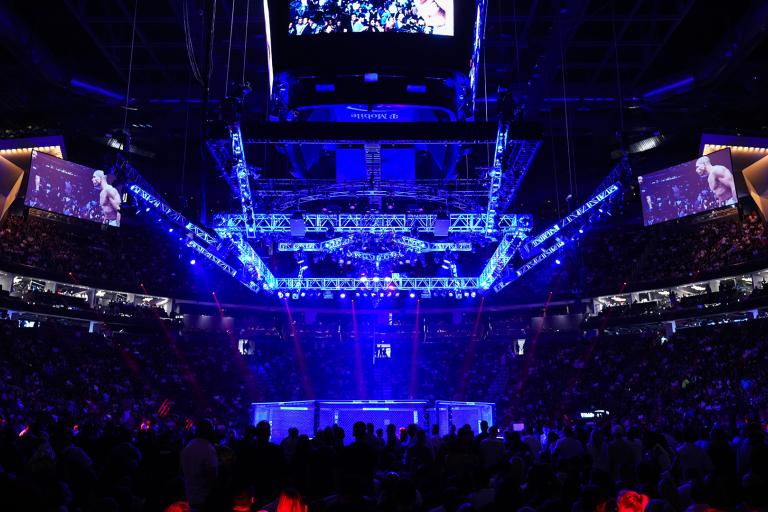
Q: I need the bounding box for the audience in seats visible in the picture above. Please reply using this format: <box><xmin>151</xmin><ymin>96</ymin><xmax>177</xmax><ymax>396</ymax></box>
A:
<box><xmin>1</xmin><ymin>311</ymin><xmax>767</xmax><ymax>510</ymax></box>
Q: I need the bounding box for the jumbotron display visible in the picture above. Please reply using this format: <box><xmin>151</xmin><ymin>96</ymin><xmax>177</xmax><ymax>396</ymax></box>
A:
<box><xmin>638</xmin><ymin>148</ymin><xmax>736</xmax><ymax>226</ymax></box>
<box><xmin>289</xmin><ymin>0</ymin><xmax>454</xmax><ymax>36</ymax></box>
<box><xmin>25</xmin><ymin>150</ymin><xmax>121</xmax><ymax>226</ymax></box>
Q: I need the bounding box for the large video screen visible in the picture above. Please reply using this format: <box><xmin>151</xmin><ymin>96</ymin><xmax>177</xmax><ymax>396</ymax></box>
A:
<box><xmin>25</xmin><ymin>150</ymin><xmax>121</xmax><ymax>226</ymax></box>
<box><xmin>289</xmin><ymin>0</ymin><xmax>454</xmax><ymax>36</ymax></box>
<box><xmin>638</xmin><ymin>148</ymin><xmax>735</xmax><ymax>226</ymax></box>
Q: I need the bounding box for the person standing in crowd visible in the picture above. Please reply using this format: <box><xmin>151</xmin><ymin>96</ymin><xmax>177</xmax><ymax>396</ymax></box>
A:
<box><xmin>181</xmin><ymin>419</ymin><xmax>219</xmax><ymax>512</ymax></box>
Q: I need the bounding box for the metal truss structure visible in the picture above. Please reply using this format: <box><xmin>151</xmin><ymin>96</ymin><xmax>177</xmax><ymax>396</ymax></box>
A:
<box><xmin>218</xmin><ymin>232</ymin><xmax>277</xmax><ymax>289</ymax></box>
<box><xmin>240</xmin><ymin>179</ymin><xmax>487</xmax><ymax>213</ymax></box>
<box><xmin>131</xmin><ymin>183</ymin><xmax>273</xmax><ymax>292</ymax></box>
<box><xmin>213</xmin><ymin>212</ymin><xmax>531</xmax><ymax>235</ymax></box>
<box><xmin>129</xmin><ymin>126</ymin><xmax>628</xmax><ymax>296</ymax></box>
<box><xmin>484</xmin><ymin>121</ymin><xmax>540</xmax><ymax>235</ymax></box>
<box><xmin>130</xmin><ymin>184</ymin><xmax>218</xmax><ymax>246</ymax></box>
<box><xmin>394</xmin><ymin>237</ymin><xmax>473</xmax><ymax>253</ymax></box>
<box><xmin>230</xmin><ymin>126</ymin><xmax>259</xmax><ymax>238</ymax></box>
<box><xmin>520</xmin><ymin>182</ymin><xmax>620</xmax><ymax>258</ymax></box>
<box><xmin>274</xmin><ymin>277</ymin><xmax>479</xmax><ymax>292</ymax></box>
<box><xmin>497</xmin><ymin>139</ymin><xmax>542</xmax><ymax>212</ymax></box>
<box><xmin>350</xmin><ymin>251</ymin><xmax>400</xmax><ymax>265</ymax></box>
<box><xmin>484</xmin><ymin>122</ymin><xmax>508</xmax><ymax>233</ymax></box>
<box><xmin>477</xmin><ymin>232</ymin><xmax>528</xmax><ymax>289</ymax></box>
<box><xmin>122</xmin><ymin>85</ymin><xmax>635</xmax><ymax>297</ymax></box>
<box><xmin>514</xmin><ymin>239</ymin><xmax>567</xmax><ymax>280</ymax></box>
<box><xmin>492</xmin><ymin>179</ymin><xmax>628</xmax><ymax>292</ymax></box>
<box><xmin>492</xmin><ymin>238</ymin><xmax>567</xmax><ymax>293</ymax></box>
<box><xmin>127</xmin><ymin>120</ymin><xmax>543</xmax><ymax>294</ymax></box>
<box><xmin>277</xmin><ymin>238</ymin><xmax>354</xmax><ymax>252</ymax></box>
<box><xmin>205</xmin><ymin>138</ymin><xmax>239</xmax><ymax>193</ymax></box>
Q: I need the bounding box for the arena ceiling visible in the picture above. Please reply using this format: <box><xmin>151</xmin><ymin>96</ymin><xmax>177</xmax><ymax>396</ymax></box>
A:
<box><xmin>0</xmin><ymin>0</ymin><xmax>766</xmax><ymax>220</ymax></box>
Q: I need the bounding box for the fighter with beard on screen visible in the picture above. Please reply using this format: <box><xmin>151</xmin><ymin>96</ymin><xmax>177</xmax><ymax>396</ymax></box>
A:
<box><xmin>695</xmin><ymin>155</ymin><xmax>738</xmax><ymax>206</ymax></box>
<box><xmin>92</xmin><ymin>170</ymin><xmax>121</xmax><ymax>226</ymax></box>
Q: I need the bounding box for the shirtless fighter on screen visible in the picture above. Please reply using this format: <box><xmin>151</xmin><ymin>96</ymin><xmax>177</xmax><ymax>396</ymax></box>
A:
<box><xmin>92</xmin><ymin>170</ymin><xmax>121</xmax><ymax>226</ymax></box>
<box><xmin>695</xmin><ymin>156</ymin><xmax>737</xmax><ymax>206</ymax></box>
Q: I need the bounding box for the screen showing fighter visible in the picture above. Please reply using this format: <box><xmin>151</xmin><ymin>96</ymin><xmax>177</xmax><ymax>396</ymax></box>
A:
<box><xmin>289</xmin><ymin>0</ymin><xmax>454</xmax><ymax>36</ymax></box>
<box><xmin>25</xmin><ymin>150</ymin><xmax>121</xmax><ymax>226</ymax></box>
<box><xmin>638</xmin><ymin>148</ymin><xmax>735</xmax><ymax>227</ymax></box>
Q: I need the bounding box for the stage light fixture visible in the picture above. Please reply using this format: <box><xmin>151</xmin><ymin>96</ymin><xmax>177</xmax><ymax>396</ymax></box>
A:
<box><xmin>409</xmin><ymin>292</ymin><xmax>416</xmax><ymax>298</ymax></box>
<box><xmin>189</xmin><ymin>259</ymin><xmax>196</xmax><ymax>265</ymax></box>
<box><xmin>555</xmin><ymin>259</ymin><xmax>561</xmax><ymax>265</ymax></box>
<box><xmin>340</xmin><ymin>292</ymin><xmax>346</xmax><ymax>299</ymax></box>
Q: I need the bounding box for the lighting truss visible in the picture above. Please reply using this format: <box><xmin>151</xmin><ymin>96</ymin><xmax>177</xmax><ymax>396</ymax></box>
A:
<box><xmin>130</xmin><ymin>184</ymin><xmax>218</xmax><ymax>246</ymax></box>
<box><xmin>186</xmin><ymin>240</ymin><xmax>237</xmax><ymax>278</ymax></box>
<box><xmin>492</xmin><ymin>238</ymin><xmax>567</xmax><ymax>293</ymax></box>
<box><xmin>213</xmin><ymin>212</ymin><xmax>530</xmax><ymax>234</ymax></box>
<box><xmin>214</xmin><ymin>230</ymin><xmax>277</xmax><ymax>289</ymax></box>
<box><xmin>128</xmin><ymin>171</ymin><xmax>508</xmax><ymax>294</ymax></box>
<box><xmin>277</xmin><ymin>238</ymin><xmax>354</xmax><ymax>252</ymax></box>
<box><xmin>274</xmin><ymin>277</ymin><xmax>479</xmax><ymax>291</ymax></box>
<box><xmin>484</xmin><ymin>123</ymin><xmax>540</xmax><ymax>234</ymax></box>
<box><xmin>486</xmin><ymin>181</ymin><xmax>623</xmax><ymax>292</ymax></box>
<box><xmin>520</xmin><ymin>183</ymin><xmax>620</xmax><ymax>258</ymax></box>
<box><xmin>113</xmin><ymin>156</ymin><xmax>165</xmax><ymax>199</ymax></box>
<box><xmin>282</xmin><ymin>184</ymin><xmax>482</xmax><ymax>212</ymax></box>
<box><xmin>129</xmin><ymin>183</ymin><xmax>273</xmax><ymax>292</ymax></box>
<box><xmin>206</xmin><ymin>138</ymin><xmax>239</xmax><ymax>193</ymax></box>
<box><xmin>477</xmin><ymin>232</ymin><xmax>527</xmax><ymax>289</ymax></box>
<box><xmin>590</xmin><ymin>157</ymin><xmax>631</xmax><ymax>201</ymax></box>
<box><xmin>496</xmin><ymin>139</ymin><xmax>542</xmax><ymax>212</ymax></box>
<box><xmin>230</xmin><ymin>126</ymin><xmax>259</xmax><ymax>238</ymax></box>
<box><xmin>350</xmin><ymin>251</ymin><xmax>401</xmax><ymax>264</ymax></box>
<box><xmin>186</xmin><ymin>240</ymin><xmax>263</xmax><ymax>293</ymax></box>
<box><xmin>394</xmin><ymin>237</ymin><xmax>473</xmax><ymax>252</ymax></box>
<box><xmin>513</xmin><ymin>239</ymin><xmax>566</xmax><ymax>281</ymax></box>
<box><xmin>484</xmin><ymin>122</ymin><xmax>508</xmax><ymax>233</ymax></box>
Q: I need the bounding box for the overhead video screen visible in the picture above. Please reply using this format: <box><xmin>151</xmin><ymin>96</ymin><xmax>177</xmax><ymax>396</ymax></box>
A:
<box><xmin>638</xmin><ymin>148</ymin><xmax>735</xmax><ymax>227</ymax></box>
<box><xmin>25</xmin><ymin>150</ymin><xmax>121</xmax><ymax>226</ymax></box>
<box><xmin>289</xmin><ymin>0</ymin><xmax>454</xmax><ymax>36</ymax></box>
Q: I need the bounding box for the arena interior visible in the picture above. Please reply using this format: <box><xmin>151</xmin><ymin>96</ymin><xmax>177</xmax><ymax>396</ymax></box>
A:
<box><xmin>1</xmin><ymin>1</ymin><xmax>768</xmax><ymax>511</ymax></box>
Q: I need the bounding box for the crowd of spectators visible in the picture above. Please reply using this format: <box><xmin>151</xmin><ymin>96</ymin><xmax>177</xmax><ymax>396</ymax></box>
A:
<box><xmin>578</xmin><ymin>211</ymin><xmax>768</xmax><ymax>294</ymax></box>
<box><xmin>1</xmin><ymin>210</ymin><xmax>767</xmax><ymax>306</ymax></box>
<box><xmin>289</xmin><ymin>0</ymin><xmax>450</xmax><ymax>35</ymax></box>
<box><xmin>0</xmin><ymin>214</ymin><xmax>251</xmax><ymax>302</ymax></box>
<box><xmin>2</xmin><ymin>306</ymin><xmax>768</xmax><ymax>511</ymax></box>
